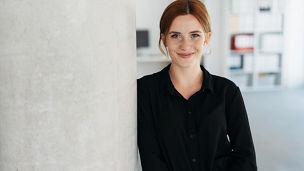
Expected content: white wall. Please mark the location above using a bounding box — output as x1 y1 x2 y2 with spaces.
204 0 228 76
282 0 304 88
136 0 172 55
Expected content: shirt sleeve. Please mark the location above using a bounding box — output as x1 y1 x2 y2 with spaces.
137 79 169 171
226 86 257 171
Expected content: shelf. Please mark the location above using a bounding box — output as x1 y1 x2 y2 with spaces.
226 0 285 91
229 70 253 75
257 69 282 74
258 51 283 55
137 55 171 63
258 31 283 34
230 50 254 54
240 85 283 92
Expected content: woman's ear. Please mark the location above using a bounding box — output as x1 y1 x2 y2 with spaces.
161 33 166 46
204 32 212 45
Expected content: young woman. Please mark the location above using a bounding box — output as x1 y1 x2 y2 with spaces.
137 0 257 171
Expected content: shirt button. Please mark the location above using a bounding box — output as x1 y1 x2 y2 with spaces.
191 158 197 163
188 111 192 115
189 134 195 139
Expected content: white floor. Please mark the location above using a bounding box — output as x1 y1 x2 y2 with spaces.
243 88 304 171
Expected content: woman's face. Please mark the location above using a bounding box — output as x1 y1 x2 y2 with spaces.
163 14 211 68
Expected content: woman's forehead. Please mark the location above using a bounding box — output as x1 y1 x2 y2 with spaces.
168 14 204 33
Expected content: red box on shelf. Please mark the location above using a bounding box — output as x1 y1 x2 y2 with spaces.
231 33 254 53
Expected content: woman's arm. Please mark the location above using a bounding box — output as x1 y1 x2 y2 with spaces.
226 86 257 171
137 79 169 171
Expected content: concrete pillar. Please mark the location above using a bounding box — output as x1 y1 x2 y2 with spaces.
0 0 137 170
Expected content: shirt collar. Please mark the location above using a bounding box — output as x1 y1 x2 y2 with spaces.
160 63 214 96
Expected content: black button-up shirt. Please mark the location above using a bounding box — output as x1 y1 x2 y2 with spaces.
137 63 257 171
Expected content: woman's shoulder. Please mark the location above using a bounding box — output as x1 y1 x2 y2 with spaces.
212 74 238 89
208 74 243 107
137 71 163 90
210 73 240 96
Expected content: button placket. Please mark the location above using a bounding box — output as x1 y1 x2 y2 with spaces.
185 99 199 166
186 100 196 140
189 133 195 139
186 100 192 116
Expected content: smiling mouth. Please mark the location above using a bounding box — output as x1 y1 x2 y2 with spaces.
177 53 194 58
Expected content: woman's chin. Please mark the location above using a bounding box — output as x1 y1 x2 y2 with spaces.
172 59 199 68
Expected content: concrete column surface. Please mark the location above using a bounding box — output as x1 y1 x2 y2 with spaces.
0 0 137 170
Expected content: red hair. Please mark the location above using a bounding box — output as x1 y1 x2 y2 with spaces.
159 0 211 56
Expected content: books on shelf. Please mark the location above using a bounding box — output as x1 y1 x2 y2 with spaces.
231 33 254 52
228 54 253 72
227 0 285 90
257 73 278 87
258 0 272 12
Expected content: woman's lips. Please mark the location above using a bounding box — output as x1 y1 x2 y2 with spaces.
177 53 194 58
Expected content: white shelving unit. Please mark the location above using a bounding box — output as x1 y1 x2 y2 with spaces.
227 0 285 91
136 54 171 79
137 55 171 63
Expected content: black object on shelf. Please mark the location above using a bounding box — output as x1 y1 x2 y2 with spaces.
259 0 272 12
136 30 149 48
259 6 271 12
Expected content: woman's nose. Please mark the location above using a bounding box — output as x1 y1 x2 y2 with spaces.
179 38 192 51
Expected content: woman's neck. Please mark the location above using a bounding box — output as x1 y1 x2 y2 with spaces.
168 63 203 88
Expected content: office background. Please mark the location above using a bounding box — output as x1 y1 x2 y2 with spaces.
0 0 303 170
136 0 304 170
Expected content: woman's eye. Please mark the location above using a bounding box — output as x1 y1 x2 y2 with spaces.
171 34 180 39
191 34 200 38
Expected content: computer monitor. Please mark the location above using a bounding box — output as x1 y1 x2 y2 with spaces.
136 30 149 48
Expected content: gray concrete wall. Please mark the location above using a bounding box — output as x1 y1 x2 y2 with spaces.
0 0 137 170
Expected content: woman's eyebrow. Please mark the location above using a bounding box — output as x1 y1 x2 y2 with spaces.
168 31 180 34
189 30 202 33
168 30 202 34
